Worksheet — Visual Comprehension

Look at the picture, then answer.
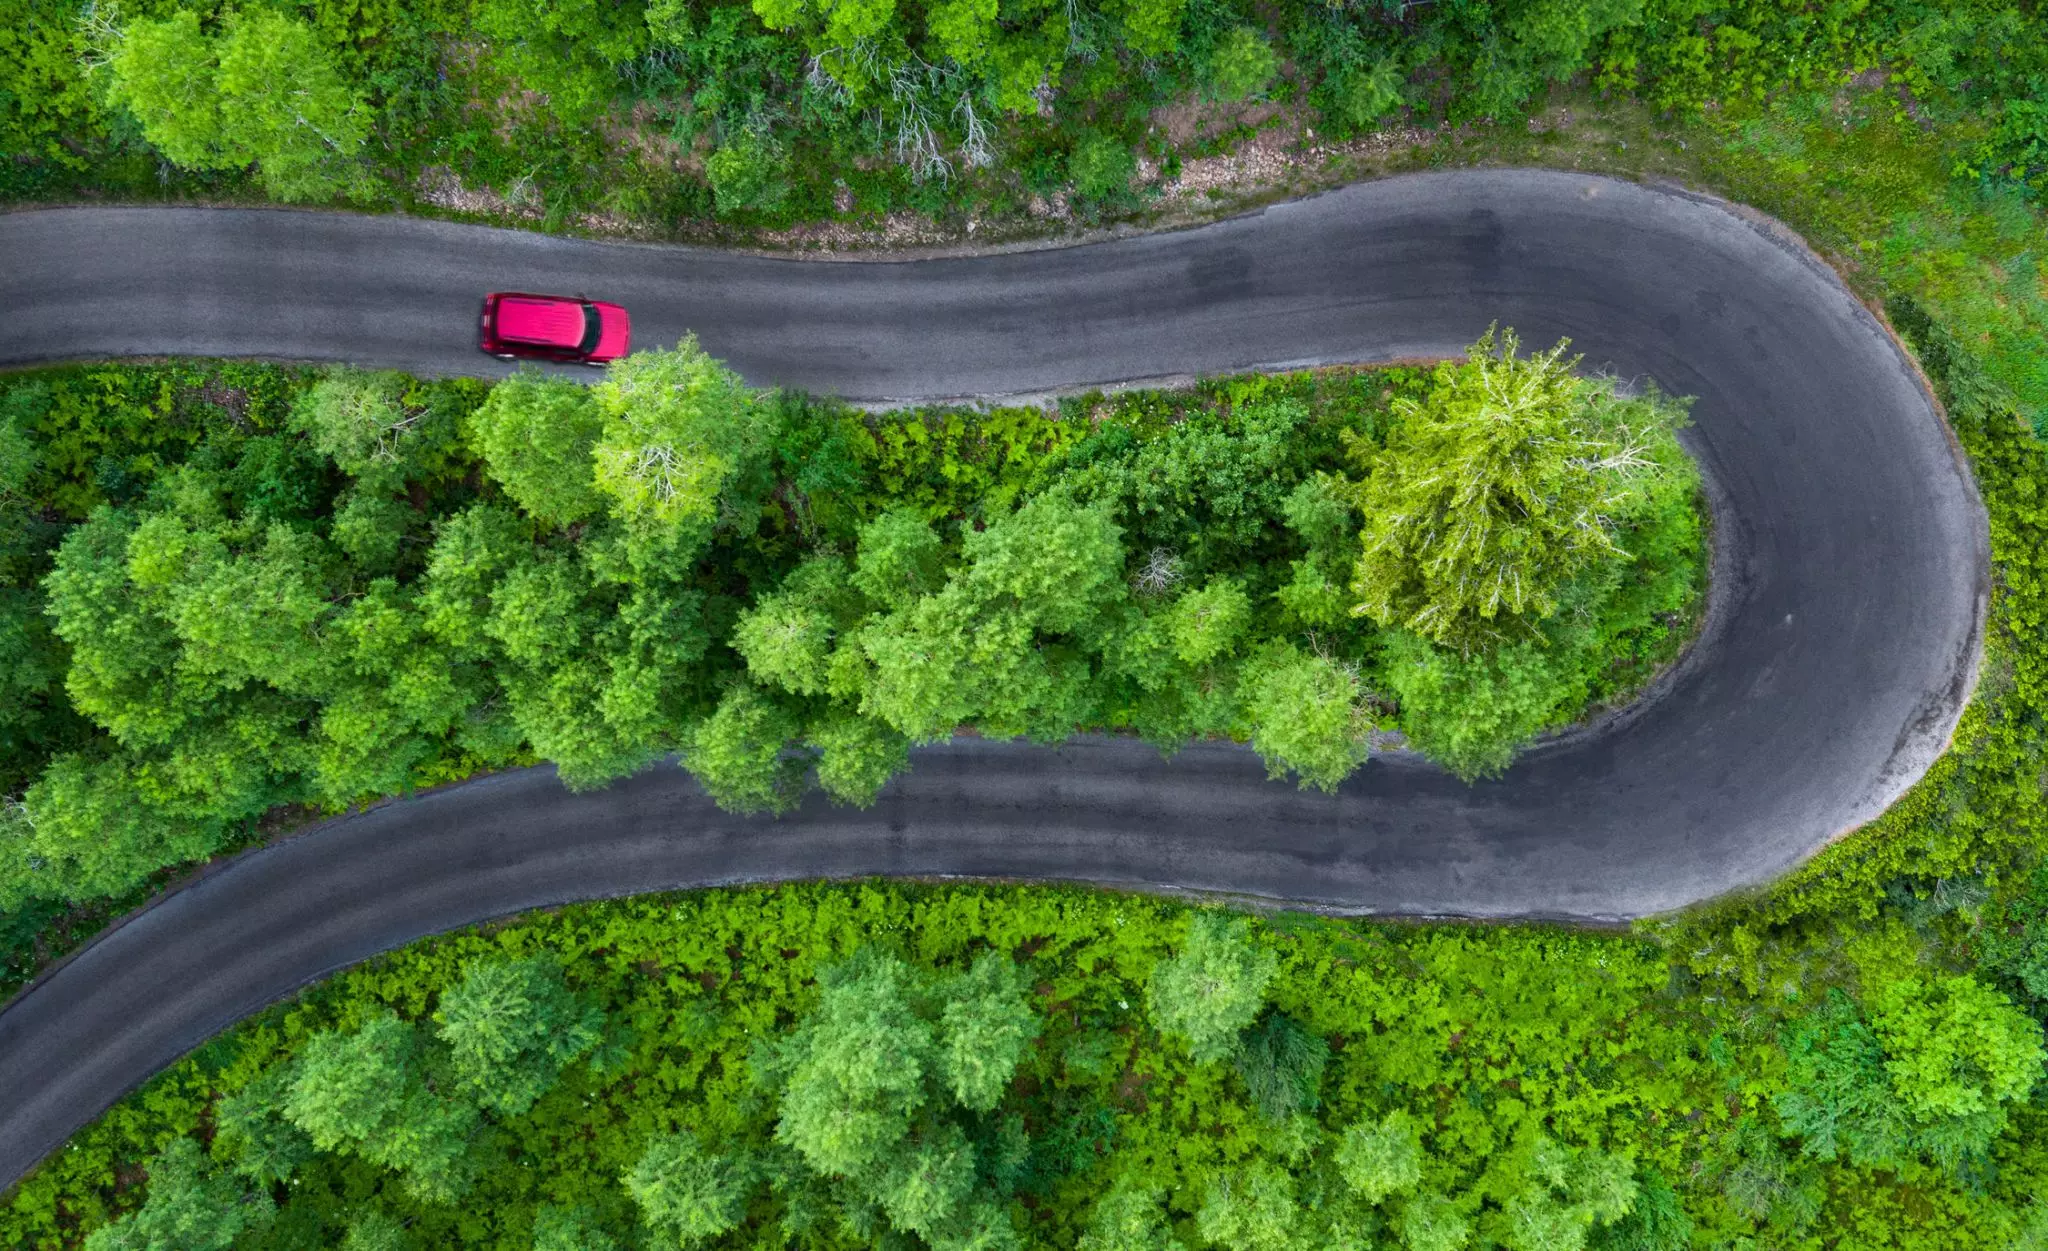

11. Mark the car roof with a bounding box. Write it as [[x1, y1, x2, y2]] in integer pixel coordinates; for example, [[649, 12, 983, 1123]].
[[495, 295, 586, 347]]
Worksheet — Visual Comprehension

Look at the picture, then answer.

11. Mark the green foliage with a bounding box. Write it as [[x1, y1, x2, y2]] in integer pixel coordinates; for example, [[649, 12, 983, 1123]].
[[1336, 1108, 1423, 1203], [433, 955, 606, 1117], [591, 336, 767, 543], [104, 9, 371, 202], [15, 883, 2048, 1249], [1379, 631, 1570, 782], [756, 945, 1039, 1244], [1205, 26, 1279, 103], [1071, 133, 1138, 202], [683, 682, 805, 814], [282, 1010, 482, 1202], [465, 371, 605, 526], [1241, 642, 1373, 791], [1146, 911, 1277, 1063], [79, 1138, 271, 1251], [624, 1132, 752, 1246], [706, 132, 792, 218], [1352, 328, 1692, 652], [1233, 1011, 1329, 1122], [1079, 1184, 1188, 1251]]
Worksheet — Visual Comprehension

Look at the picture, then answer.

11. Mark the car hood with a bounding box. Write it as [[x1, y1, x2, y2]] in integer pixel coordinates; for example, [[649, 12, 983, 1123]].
[[592, 302, 631, 360]]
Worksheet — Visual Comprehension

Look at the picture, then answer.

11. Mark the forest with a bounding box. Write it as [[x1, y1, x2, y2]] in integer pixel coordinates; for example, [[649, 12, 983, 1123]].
[[0, 336, 1702, 943]]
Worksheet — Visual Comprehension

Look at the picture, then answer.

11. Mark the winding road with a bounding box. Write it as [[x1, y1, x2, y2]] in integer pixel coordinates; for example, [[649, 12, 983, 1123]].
[[0, 170, 1987, 1191]]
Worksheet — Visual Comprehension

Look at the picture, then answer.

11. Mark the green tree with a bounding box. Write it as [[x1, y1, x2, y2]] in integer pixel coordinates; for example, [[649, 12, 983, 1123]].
[[1870, 974, 2043, 1166], [758, 948, 1037, 1245], [105, 10, 369, 202], [533, 1204, 622, 1251], [807, 711, 910, 806], [852, 508, 945, 609], [1241, 643, 1373, 791], [734, 556, 860, 698], [282, 1011, 481, 1203], [1397, 1191, 1472, 1251], [684, 683, 805, 814], [1071, 134, 1137, 202], [341, 1211, 414, 1251], [212, 11, 371, 201], [1352, 328, 1686, 651], [466, 370, 606, 526], [1234, 1013, 1329, 1122], [1337, 1109, 1424, 1204], [625, 1132, 753, 1247], [81, 1138, 272, 1251], [1165, 580, 1251, 667], [434, 955, 606, 1117], [706, 133, 792, 217], [591, 338, 771, 547], [212, 1065, 312, 1186], [1147, 912, 1278, 1063], [1079, 1184, 1189, 1251], [939, 951, 1042, 1111], [1378, 630, 1567, 781], [860, 492, 1124, 743], [1195, 1159, 1300, 1251], [1206, 27, 1279, 102]]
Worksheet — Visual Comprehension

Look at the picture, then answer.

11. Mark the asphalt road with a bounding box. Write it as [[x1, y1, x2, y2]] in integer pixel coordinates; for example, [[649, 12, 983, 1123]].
[[0, 171, 1987, 1190]]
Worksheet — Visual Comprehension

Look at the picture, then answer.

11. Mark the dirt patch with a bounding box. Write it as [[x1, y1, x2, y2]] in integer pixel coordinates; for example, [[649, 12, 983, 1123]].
[[416, 166, 541, 220]]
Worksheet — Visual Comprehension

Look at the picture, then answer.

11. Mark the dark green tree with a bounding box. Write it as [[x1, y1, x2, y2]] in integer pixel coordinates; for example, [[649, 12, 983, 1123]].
[[81, 1138, 272, 1251]]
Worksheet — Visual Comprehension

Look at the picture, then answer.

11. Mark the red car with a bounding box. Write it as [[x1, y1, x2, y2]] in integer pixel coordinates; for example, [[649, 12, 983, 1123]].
[[479, 292, 631, 365]]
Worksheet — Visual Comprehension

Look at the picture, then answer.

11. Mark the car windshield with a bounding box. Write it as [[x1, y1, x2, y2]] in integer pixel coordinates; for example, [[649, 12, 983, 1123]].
[[578, 304, 603, 355]]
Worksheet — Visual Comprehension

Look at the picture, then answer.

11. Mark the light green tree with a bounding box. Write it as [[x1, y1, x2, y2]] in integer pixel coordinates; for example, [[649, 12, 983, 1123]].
[[851, 507, 945, 610], [434, 955, 606, 1117], [1146, 912, 1278, 1064], [591, 337, 770, 546], [212, 1065, 312, 1186], [1206, 27, 1279, 101], [282, 1011, 481, 1203], [940, 951, 1042, 1111], [1397, 1191, 1472, 1251], [533, 1204, 622, 1251], [1336, 1109, 1424, 1204], [625, 1132, 754, 1247], [341, 1211, 415, 1251], [105, 10, 370, 201], [757, 948, 1038, 1246], [1352, 328, 1688, 651], [1166, 580, 1251, 667], [860, 492, 1124, 743], [683, 683, 805, 814], [1195, 1159, 1300, 1251], [1241, 643, 1373, 791], [807, 711, 910, 806]]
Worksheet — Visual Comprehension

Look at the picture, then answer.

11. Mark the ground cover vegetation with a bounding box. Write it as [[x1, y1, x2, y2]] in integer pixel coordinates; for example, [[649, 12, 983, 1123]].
[[0, 0, 2041, 241], [0, 337, 1703, 980], [3, 879, 2046, 1250]]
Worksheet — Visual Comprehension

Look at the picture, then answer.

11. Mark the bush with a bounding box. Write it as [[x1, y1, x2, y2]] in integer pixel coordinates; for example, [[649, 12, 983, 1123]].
[[1070, 133, 1138, 202], [1206, 26, 1279, 102]]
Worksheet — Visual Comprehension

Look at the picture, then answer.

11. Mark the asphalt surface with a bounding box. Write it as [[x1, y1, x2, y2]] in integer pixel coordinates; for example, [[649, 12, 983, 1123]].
[[0, 171, 1988, 1190]]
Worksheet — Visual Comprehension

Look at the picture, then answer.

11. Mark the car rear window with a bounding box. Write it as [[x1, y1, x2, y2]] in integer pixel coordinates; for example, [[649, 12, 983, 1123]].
[[495, 298, 584, 347]]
